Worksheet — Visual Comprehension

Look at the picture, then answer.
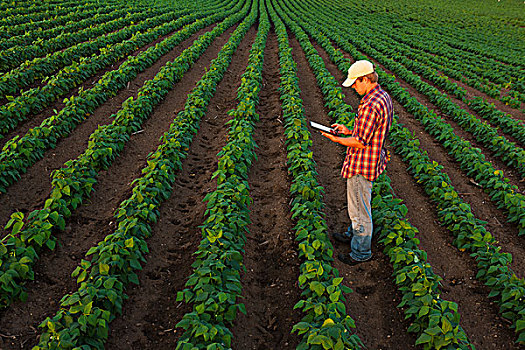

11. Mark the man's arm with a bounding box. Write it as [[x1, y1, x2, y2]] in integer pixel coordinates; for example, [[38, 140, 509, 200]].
[[320, 131, 366, 148]]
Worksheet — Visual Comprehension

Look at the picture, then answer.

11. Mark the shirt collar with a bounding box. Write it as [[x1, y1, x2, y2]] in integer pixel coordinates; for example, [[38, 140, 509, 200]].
[[361, 84, 381, 104]]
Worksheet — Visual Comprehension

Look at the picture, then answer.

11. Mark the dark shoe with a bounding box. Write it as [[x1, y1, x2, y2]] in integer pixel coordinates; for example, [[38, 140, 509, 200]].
[[337, 253, 370, 266], [332, 232, 353, 243]]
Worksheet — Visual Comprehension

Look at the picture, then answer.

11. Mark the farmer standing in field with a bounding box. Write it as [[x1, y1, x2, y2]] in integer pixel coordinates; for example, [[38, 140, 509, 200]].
[[320, 60, 393, 265]]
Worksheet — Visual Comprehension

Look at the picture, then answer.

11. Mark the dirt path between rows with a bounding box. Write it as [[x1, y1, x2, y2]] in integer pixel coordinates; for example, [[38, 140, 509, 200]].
[[229, 30, 302, 349], [327, 43, 525, 274], [289, 32, 418, 349], [104, 24, 257, 349], [0, 14, 523, 350], [0, 24, 218, 230], [0, 22, 238, 350], [311, 36, 519, 349]]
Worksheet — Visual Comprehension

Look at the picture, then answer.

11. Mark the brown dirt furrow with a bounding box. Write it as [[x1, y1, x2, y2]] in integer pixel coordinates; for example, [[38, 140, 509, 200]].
[[332, 46, 525, 273], [312, 40, 519, 348], [230, 30, 302, 350], [1, 19, 167, 104], [289, 33, 417, 350], [0, 18, 194, 149], [329, 40, 525, 192], [103, 25, 257, 350], [450, 77, 525, 122], [401, 68, 524, 147], [379, 62, 524, 192], [0, 24, 218, 231], [385, 150, 519, 349], [0, 24, 240, 350]]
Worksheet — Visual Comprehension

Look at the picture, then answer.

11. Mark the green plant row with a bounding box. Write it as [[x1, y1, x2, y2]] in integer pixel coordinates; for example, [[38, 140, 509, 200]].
[[0, 0, 112, 37], [466, 97, 525, 145], [0, 2, 133, 51], [341, 1, 524, 87], [0, 7, 160, 74], [0, 0, 232, 195], [0, 3, 194, 98], [175, 1, 265, 348], [346, 38, 525, 177], [373, 173, 474, 349], [291, 0, 525, 178], [269, 2, 365, 349], [286, 12, 524, 341], [325, 0, 524, 100], [276, 1, 475, 348], [0, 0, 90, 18], [389, 124, 525, 345], [33, 3, 252, 347], [284, 0, 525, 236], [0, 1, 244, 309], [0, 3, 219, 136]]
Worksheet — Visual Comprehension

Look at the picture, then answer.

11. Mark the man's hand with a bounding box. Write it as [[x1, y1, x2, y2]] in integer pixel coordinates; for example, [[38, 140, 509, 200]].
[[320, 131, 340, 142], [319, 130, 366, 149], [331, 123, 351, 135]]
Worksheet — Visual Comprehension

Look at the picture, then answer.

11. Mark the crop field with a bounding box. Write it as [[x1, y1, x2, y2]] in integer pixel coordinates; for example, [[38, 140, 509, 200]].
[[0, 0, 523, 349]]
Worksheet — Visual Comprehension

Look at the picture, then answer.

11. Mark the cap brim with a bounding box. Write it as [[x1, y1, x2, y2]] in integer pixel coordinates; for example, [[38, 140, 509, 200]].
[[342, 77, 356, 88]]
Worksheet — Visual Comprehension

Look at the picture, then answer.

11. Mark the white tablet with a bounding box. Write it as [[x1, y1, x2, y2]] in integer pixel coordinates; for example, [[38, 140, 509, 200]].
[[310, 121, 336, 134]]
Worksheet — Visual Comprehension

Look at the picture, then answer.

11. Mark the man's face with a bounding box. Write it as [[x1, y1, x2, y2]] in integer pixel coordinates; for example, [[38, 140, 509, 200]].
[[351, 78, 366, 95]]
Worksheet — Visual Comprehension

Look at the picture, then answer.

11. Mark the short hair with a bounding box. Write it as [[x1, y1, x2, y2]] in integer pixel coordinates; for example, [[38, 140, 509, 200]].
[[358, 72, 378, 84]]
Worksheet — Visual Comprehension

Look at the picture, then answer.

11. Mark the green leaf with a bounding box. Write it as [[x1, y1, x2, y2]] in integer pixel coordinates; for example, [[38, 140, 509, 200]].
[[103, 278, 115, 289], [128, 273, 139, 285], [418, 305, 430, 317], [332, 277, 343, 286], [516, 319, 525, 332], [84, 301, 93, 315], [125, 238, 134, 248], [11, 221, 23, 235], [415, 332, 432, 345], [46, 239, 56, 250], [77, 270, 87, 283], [312, 281, 325, 296], [99, 263, 110, 275], [442, 318, 453, 334]]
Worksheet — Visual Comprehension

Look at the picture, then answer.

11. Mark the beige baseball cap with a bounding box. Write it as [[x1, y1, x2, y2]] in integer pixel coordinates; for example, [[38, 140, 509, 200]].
[[342, 60, 374, 87]]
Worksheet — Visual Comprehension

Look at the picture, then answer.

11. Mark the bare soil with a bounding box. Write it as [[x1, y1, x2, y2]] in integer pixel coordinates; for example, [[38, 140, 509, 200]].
[[0, 17, 522, 350]]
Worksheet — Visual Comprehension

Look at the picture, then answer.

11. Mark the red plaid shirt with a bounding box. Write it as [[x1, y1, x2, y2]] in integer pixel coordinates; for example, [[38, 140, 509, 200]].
[[341, 85, 393, 181]]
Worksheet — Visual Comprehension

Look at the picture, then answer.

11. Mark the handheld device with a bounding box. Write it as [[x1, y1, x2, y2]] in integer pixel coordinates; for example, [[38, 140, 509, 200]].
[[310, 121, 339, 135]]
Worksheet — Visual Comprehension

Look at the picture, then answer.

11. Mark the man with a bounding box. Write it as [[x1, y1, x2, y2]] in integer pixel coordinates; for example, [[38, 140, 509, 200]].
[[320, 60, 393, 265]]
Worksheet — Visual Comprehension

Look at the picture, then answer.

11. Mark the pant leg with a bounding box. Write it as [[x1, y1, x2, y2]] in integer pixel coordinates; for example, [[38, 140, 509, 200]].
[[346, 174, 373, 261]]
